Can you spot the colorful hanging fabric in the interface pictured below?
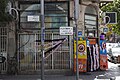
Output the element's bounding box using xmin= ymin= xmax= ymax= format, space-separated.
xmin=95 ymin=44 xmax=99 ymax=69
xmin=93 ymin=45 xmax=96 ymax=71
xmin=89 ymin=46 xmax=93 ymax=71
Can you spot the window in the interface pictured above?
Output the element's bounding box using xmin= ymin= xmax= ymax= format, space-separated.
xmin=19 ymin=1 xmax=69 ymax=30
xmin=85 ymin=14 xmax=97 ymax=37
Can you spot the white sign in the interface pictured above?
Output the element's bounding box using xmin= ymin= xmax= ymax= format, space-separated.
xmin=60 ymin=27 xmax=73 ymax=35
xmin=27 ymin=15 xmax=40 ymax=22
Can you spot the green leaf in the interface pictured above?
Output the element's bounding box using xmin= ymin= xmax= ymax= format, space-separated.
xmin=100 ymin=0 xmax=120 ymax=35
xmin=0 ymin=0 xmax=13 ymax=22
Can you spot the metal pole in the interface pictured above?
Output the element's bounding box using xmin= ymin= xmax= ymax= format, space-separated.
xmin=114 ymin=32 xmax=115 ymax=42
xmin=41 ymin=0 xmax=45 ymax=80
xmin=75 ymin=19 xmax=79 ymax=80
xmin=74 ymin=0 xmax=79 ymax=80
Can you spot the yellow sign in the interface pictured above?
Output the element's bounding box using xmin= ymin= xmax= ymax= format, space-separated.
xmin=74 ymin=40 xmax=87 ymax=59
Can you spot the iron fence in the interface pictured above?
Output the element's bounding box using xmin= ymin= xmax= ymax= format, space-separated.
xmin=18 ymin=32 xmax=70 ymax=72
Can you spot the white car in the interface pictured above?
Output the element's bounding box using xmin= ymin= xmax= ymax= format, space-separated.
xmin=112 ymin=46 xmax=120 ymax=57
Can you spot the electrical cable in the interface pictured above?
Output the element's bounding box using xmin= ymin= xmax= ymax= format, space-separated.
xmin=17 ymin=33 xmax=30 ymax=52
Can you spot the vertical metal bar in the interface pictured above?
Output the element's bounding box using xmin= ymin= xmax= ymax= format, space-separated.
xmin=114 ymin=32 xmax=115 ymax=42
xmin=69 ymin=36 xmax=72 ymax=69
xmin=18 ymin=34 xmax=20 ymax=71
xmin=75 ymin=16 xmax=79 ymax=80
xmin=74 ymin=0 xmax=79 ymax=80
xmin=6 ymin=27 xmax=8 ymax=71
xmin=0 ymin=28 xmax=2 ymax=53
xmin=41 ymin=0 xmax=45 ymax=80
xmin=52 ymin=33 xmax=54 ymax=69
xmin=0 ymin=28 xmax=1 ymax=72
xmin=35 ymin=34 xmax=37 ymax=70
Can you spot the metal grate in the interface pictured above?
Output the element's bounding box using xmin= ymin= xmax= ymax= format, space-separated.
xmin=18 ymin=32 xmax=70 ymax=72
xmin=0 ymin=26 xmax=8 ymax=73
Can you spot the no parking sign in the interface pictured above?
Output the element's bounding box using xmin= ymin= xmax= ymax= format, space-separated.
xmin=78 ymin=43 xmax=85 ymax=53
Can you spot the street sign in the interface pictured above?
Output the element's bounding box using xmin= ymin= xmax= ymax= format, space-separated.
xmin=103 ymin=28 xmax=108 ymax=34
xmin=78 ymin=31 xmax=82 ymax=37
xmin=105 ymin=12 xmax=117 ymax=24
xmin=27 ymin=15 xmax=40 ymax=22
xmin=60 ymin=27 xmax=73 ymax=35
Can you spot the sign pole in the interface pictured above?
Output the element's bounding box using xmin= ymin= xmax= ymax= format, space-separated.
xmin=74 ymin=0 xmax=79 ymax=80
xmin=41 ymin=0 xmax=45 ymax=80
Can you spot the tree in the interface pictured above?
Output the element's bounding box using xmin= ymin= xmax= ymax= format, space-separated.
xmin=101 ymin=0 xmax=120 ymax=35
xmin=0 ymin=0 xmax=13 ymax=22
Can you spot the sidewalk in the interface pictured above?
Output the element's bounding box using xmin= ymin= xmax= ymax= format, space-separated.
xmin=0 ymin=71 xmax=111 ymax=80
xmin=0 ymin=62 xmax=120 ymax=80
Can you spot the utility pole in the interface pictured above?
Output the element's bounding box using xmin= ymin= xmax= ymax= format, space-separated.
xmin=74 ymin=0 xmax=79 ymax=80
xmin=40 ymin=0 xmax=45 ymax=80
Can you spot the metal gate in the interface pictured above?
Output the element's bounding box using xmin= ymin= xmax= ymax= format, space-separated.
xmin=18 ymin=32 xmax=71 ymax=73
xmin=0 ymin=25 xmax=8 ymax=73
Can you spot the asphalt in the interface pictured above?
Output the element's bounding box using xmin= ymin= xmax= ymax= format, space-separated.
xmin=0 ymin=62 xmax=120 ymax=80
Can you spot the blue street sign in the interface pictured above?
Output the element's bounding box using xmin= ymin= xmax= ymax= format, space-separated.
xmin=103 ymin=28 xmax=108 ymax=33
xmin=78 ymin=31 xmax=82 ymax=37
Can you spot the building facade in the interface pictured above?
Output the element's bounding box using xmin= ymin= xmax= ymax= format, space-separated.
xmin=0 ymin=0 xmax=100 ymax=74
